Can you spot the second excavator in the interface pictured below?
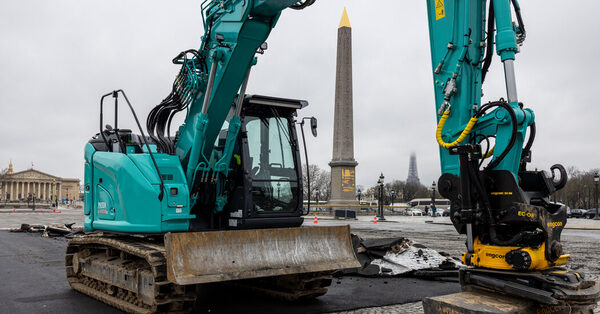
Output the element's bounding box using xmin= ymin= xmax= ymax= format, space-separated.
xmin=425 ymin=0 xmax=599 ymax=310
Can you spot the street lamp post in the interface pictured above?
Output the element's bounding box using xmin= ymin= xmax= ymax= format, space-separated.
xmin=391 ymin=190 xmax=396 ymax=213
xmin=588 ymin=185 xmax=592 ymax=210
xmin=431 ymin=181 xmax=437 ymax=217
xmin=594 ymin=173 xmax=599 ymax=220
xmin=315 ymin=188 xmax=321 ymax=213
xmin=377 ymin=173 xmax=385 ymax=221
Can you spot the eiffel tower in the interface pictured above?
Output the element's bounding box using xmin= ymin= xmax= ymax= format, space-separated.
xmin=406 ymin=153 xmax=420 ymax=184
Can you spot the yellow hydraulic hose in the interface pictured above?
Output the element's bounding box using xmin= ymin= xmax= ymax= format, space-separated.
xmin=484 ymin=146 xmax=495 ymax=158
xmin=436 ymin=110 xmax=479 ymax=149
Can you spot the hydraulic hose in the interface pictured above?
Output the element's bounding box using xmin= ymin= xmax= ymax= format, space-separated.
xmin=436 ymin=111 xmax=479 ymax=149
xmin=478 ymin=101 xmax=518 ymax=171
xmin=481 ymin=0 xmax=495 ymax=84
xmin=436 ymin=100 xmax=518 ymax=172
xmin=522 ymin=122 xmax=535 ymax=154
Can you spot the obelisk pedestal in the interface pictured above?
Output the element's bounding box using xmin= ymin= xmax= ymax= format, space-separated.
xmin=329 ymin=8 xmax=358 ymax=205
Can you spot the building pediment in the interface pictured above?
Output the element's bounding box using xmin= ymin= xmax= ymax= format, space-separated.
xmin=7 ymin=169 xmax=60 ymax=181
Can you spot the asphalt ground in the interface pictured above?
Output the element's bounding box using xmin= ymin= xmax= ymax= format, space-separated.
xmin=1 ymin=209 xmax=599 ymax=313
xmin=0 ymin=231 xmax=459 ymax=313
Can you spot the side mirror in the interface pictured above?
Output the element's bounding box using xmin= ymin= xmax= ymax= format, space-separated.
xmin=105 ymin=124 xmax=113 ymax=131
xmin=260 ymin=42 xmax=268 ymax=51
xmin=310 ymin=117 xmax=318 ymax=137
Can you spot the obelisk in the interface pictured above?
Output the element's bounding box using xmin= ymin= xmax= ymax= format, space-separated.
xmin=329 ymin=8 xmax=358 ymax=205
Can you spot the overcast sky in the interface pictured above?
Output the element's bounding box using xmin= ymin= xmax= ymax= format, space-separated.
xmin=1 ymin=1 xmax=599 ymax=189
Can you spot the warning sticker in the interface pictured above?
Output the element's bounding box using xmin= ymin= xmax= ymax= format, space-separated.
xmin=435 ymin=0 xmax=445 ymax=20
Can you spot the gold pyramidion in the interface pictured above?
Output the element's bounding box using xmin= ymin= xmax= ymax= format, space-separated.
xmin=339 ymin=7 xmax=351 ymax=28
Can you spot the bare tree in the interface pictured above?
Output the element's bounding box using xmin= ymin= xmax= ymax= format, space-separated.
xmin=302 ymin=164 xmax=330 ymax=202
xmin=554 ymin=167 xmax=600 ymax=209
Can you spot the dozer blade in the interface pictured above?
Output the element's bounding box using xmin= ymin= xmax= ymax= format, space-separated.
xmin=164 ymin=225 xmax=359 ymax=285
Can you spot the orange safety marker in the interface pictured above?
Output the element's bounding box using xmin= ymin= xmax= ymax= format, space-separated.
xmin=53 ymin=209 xmax=56 ymax=213
xmin=313 ymin=215 xmax=318 ymax=224
xmin=373 ymin=215 xmax=378 ymax=224
xmin=13 ymin=208 xmax=16 ymax=212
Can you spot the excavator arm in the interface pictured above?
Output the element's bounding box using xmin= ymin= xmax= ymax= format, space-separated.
xmin=425 ymin=0 xmax=599 ymax=307
xmin=427 ymin=0 xmax=532 ymax=177
xmin=146 ymin=0 xmax=313 ymax=212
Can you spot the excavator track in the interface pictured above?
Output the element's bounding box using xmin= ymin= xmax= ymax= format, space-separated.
xmin=231 ymin=271 xmax=333 ymax=301
xmin=65 ymin=235 xmax=196 ymax=314
xmin=66 ymin=234 xmax=336 ymax=313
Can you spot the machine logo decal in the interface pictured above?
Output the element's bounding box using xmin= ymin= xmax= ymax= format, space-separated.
xmin=518 ymin=211 xmax=536 ymax=218
xmin=435 ymin=0 xmax=445 ymax=20
xmin=485 ymin=253 xmax=505 ymax=259
xmin=548 ymin=221 xmax=563 ymax=228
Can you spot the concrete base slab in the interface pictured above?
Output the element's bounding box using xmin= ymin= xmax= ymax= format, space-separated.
xmin=423 ymin=290 xmax=596 ymax=314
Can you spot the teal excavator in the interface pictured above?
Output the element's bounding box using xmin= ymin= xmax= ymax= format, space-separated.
xmin=66 ymin=1 xmax=359 ymax=312
xmin=426 ymin=0 xmax=599 ymax=310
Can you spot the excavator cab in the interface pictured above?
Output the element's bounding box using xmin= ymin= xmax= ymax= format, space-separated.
xmin=191 ymin=95 xmax=308 ymax=230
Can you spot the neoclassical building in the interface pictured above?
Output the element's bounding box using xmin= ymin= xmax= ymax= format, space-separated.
xmin=0 ymin=161 xmax=80 ymax=201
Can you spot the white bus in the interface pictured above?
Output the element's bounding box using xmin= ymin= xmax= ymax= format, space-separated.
xmin=408 ymin=198 xmax=450 ymax=212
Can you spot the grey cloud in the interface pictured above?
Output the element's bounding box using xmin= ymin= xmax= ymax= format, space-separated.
xmin=1 ymin=0 xmax=599 ymax=188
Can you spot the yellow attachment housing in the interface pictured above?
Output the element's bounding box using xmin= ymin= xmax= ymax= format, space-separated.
xmin=461 ymin=237 xmax=570 ymax=271
xmin=436 ymin=110 xmax=479 ymax=149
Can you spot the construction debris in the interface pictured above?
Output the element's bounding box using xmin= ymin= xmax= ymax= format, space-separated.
xmin=334 ymin=234 xmax=462 ymax=280
xmin=12 ymin=223 xmax=83 ymax=238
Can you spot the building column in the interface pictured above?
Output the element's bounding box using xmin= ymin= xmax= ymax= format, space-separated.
xmin=58 ymin=183 xmax=62 ymax=200
xmin=10 ymin=182 xmax=14 ymax=200
xmin=41 ymin=182 xmax=45 ymax=200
